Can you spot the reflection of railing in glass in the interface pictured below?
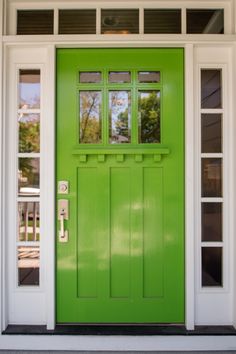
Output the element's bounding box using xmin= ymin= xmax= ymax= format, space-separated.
xmin=18 ymin=202 xmax=40 ymax=242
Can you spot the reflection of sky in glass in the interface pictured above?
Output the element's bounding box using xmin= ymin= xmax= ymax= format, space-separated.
xmin=140 ymin=91 xmax=160 ymax=99
xmin=109 ymin=91 xmax=131 ymax=144
xmin=19 ymin=82 xmax=40 ymax=109
xmin=18 ymin=113 xmax=40 ymax=123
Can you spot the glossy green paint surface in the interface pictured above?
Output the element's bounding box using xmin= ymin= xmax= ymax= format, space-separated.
xmin=56 ymin=49 xmax=184 ymax=323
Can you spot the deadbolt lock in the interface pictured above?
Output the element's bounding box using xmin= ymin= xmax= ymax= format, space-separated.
xmin=58 ymin=181 xmax=69 ymax=194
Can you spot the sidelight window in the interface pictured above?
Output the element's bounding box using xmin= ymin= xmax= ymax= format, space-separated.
xmin=17 ymin=69 xmax=41 ymax=286
xmin=200 ymin=69 xmax=224 ymax=288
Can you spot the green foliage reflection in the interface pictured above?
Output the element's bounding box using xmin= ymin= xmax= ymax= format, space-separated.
xmin=139 ymin=91 xmax=160 ymax=143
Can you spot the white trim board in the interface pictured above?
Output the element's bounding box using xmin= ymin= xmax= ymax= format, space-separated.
xmin=0 ymin=334 xmax=236 ymax=351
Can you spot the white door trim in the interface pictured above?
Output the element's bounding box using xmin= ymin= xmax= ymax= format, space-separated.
xmin=0 ymin=40 xmax=235 ymax=335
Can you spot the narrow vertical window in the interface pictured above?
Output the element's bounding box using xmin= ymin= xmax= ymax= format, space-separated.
xmin=17 ymin=69 xmax=41 ymax=286
xmin=109 ymin=91 xmax=131 ymax=144
xmin=200 ymin=69 xmax=223 ymax=288
xmin=138 ymin=91 xmax=161 ymax=143
xmin=79 ymin=91 xmax=102 ymax=144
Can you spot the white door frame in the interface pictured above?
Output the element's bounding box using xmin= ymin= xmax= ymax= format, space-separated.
xmin=0 ymin=1 xmax=236 ymax=350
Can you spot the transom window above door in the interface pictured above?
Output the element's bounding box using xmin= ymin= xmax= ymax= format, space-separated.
xmin=78 ymin=70 xmax=161 ymax=145
xmin=10 ymin=6 xmax=226 ymax=35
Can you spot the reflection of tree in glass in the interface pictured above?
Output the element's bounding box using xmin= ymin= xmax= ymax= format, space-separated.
xmin=80 ymin=91 xmax=101 ymax=143
xmin=139 ymin=91 xmax=160 ymax=143
xmin=19 ymin=115 xmax=40 ymax=153
xmin=109 ymin=91 xmax=130 ymax=143
xmin=19 ymin=158 xmax=39 ymax=190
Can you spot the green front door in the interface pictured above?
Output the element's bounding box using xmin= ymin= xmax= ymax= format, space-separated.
xmin=56 ymin=48 xmax=184 ymax=323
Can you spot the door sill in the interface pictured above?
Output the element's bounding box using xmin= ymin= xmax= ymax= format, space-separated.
xmin=2 ymin=325 xmax=236 ymax=336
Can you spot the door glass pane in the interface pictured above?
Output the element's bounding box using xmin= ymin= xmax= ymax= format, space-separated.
xmin=80 ymin=91 xmax=102 ymax=144
xmin=101 ymin=9 xmax=139 ymax=34
xmin=18 ymin=246 xmax=40 ymax=286
xmin=138 ymin=91 xmax=161 ymax=143
xmin=79 ymin=72 xmax=101 ymax=83
xmin=202 ymin=158 xmax=222 ymax=197
xmin=138 ymin=71 xmax=160 ymax=83
xmin=109 ymin=91 xmax=131 ymax=144
xmin=19 ymin=70 xmax=40 ymax=109
xmin=144 ymin=9 xmax=181 ymax=34
xmin=187 ymin=9 xmax=224 ymax=34
xmin=59 ymin=9 xmax=96 ymax=34
xmin=202 ymin=247 xmax=222 ymax=287
xmin=18 ymin=202 xmax=40 ymax=242
xmin=18 ymin=158 xmax=40 ymax=196
xmin=201 ymin=114 xmax=222 ymax=153
xmin=18 ymin=113 xmax=40 ymax=153
xmin=201 ymin=69 xmax=222 ymax=109
xmin=109 ymin=72 xmax=131 ymax=83
xmin=17 ymin=10 xmax=54 ymax=35
xmin=202 ymin=203 xmax=222 ymax=242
